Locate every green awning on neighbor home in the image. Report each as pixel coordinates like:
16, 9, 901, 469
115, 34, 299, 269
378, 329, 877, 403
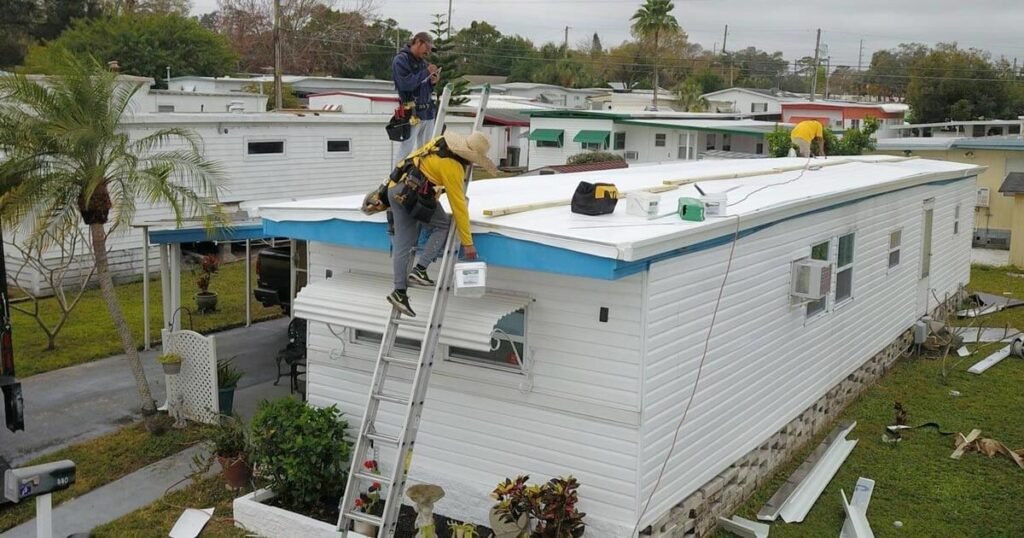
572, 130, 611, 144
528, 129, 564, 142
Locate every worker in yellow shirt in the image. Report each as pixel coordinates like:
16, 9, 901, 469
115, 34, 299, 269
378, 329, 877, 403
383, 131, 496, 317
790, 119, 826, 158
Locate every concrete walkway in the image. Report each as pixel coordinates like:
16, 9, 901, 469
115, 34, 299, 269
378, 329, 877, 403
972, 247, 1010, 267
0, 317, 292, 466
2, 443, 212, 538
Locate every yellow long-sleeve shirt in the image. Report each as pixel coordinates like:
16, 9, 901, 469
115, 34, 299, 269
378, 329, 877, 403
417, 153, 473, 246
791, 120, 824, 142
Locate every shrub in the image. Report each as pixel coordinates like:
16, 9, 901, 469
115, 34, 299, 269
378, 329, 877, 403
565, 151, 625, 166
492, 475, 586, 538
249, 398, 351, 520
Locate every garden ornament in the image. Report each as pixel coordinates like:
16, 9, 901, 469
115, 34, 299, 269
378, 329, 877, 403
406, 484, 445, 538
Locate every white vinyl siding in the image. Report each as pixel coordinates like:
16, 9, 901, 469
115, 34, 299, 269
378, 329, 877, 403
302, 245, 643, 533
636, 177, 974, 531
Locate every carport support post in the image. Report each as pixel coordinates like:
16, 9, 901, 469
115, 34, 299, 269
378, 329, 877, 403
170, 244, 182, 331
160, 245, 171, 330
1010, 194, 1024, 267
142, 226, 150, 350
245, 239, 251, 327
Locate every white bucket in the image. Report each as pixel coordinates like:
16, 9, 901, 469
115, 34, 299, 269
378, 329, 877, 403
453, 261, 487, 298
702, 192, 728, 217
627, 191, 660, 218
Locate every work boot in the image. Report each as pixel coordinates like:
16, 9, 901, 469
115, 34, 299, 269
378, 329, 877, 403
408, 266, 435, 286
387, 290, 416, 317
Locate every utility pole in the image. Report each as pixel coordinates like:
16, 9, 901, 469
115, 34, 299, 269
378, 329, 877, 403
810, 28, 821, 102
165, 66, 170, 89
722, 25, 728, 55
564, 26, 570, 59
447, 0, 453, 38
824, 57, 830, 99
857, 39, 864, 72
273, 0, 283, 110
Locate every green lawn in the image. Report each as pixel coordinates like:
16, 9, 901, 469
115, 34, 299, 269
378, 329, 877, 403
0, 420, 209, 532
10, 259, 282, 377
92, 475, 249, 537
718, 265, 1024, 537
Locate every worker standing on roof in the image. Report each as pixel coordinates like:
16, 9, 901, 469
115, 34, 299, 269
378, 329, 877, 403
392, 32, 440, 166
790, 119, 826, 158
382, 131, 496, 317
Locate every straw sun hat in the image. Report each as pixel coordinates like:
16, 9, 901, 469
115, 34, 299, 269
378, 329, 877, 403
443, 131, 497, 174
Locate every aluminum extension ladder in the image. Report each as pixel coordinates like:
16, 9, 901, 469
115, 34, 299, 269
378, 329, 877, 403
337, 84, 491, 536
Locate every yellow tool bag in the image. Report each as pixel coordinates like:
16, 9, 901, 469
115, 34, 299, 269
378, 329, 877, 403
571, 181, 619, 216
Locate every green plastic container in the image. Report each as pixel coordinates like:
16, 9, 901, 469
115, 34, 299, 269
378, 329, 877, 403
678, 197, 705, 221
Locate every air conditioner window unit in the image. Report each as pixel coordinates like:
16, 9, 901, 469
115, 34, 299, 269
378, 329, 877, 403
976, 187, 990, 208
624, 150, 639, 161
791, 258, 832, 300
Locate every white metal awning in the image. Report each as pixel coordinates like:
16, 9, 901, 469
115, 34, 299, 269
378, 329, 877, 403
293, 273, 530, 352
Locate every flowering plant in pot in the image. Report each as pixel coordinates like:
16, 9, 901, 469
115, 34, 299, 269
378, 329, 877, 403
491, 475, 586, 538
352, 459, 383, 535
157, 352, 183, 375
193, 254, 219, 313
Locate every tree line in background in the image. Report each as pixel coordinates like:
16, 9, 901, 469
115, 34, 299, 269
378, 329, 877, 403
2, 0, 1024, 122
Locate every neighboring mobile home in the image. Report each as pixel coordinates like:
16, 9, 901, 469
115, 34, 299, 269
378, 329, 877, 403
875, 135, 1024, 254
525, 110, 778, 168
259, 156, 979, 536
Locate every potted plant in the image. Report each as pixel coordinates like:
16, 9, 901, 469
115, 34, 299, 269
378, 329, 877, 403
492, 475, 586, 538
158, 352, 183, 375
449, 521, 479, 538
194, 254, 219, 313
210, 414, 251, 489
217, 357, 244, 416
352, 459, 383, 535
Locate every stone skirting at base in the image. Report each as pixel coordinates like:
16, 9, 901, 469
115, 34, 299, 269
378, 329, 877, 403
646, 328, 916, 537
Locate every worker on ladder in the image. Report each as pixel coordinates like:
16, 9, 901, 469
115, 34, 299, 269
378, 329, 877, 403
382, 131, 496, 317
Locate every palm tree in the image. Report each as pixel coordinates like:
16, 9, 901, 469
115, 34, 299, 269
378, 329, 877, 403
0, 53, 224, 414
631, 0, 680, 110
674, 80, 709, 112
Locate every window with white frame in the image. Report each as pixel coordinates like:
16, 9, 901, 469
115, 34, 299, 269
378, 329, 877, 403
751, 102, 768, 113
888, 229, 902, 269
850, 119, 861, 130
613, 132, 626, 150
448, 309, 527, 370
655, 133, 667, 147
836, 233, 855, 302
954, 204, 961, 234
247, 140, 285, 155
807, 240, 829, 317
326, 139, 352, 155
157, 104, 175, 113
581, 140, 606, 151
352, 330, 421, 352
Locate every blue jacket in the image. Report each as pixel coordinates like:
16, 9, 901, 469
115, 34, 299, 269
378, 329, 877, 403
392, 46, 436, 121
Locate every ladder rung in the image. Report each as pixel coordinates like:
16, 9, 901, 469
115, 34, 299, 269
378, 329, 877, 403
392, 317, 427, 329
373, 392, 409, 406
366, 431, 400, 446
345, 510, 383, 525
354, 471, 393, 486
382, 355, 419, 368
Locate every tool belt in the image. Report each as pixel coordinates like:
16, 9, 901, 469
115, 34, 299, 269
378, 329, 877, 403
390, 166, 437, 223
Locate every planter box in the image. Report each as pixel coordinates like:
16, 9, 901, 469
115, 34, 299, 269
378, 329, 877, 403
233, 488, 372, 538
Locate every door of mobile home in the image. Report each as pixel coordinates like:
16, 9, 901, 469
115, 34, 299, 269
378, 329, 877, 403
918, 199, 935, 314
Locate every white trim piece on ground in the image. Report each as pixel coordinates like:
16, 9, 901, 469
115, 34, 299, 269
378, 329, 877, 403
777, 421, 859, 523
967, 338, 1022, 374
757, 421, 860, 522
839, 477, 875, 538
840, 488, 875, 538
717, 516, 770, 538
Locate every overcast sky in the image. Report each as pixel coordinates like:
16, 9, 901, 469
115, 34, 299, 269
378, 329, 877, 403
191, 0, 1024, 69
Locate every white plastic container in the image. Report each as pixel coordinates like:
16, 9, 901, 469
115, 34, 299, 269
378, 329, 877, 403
453, 261, 487, 298
702, 192, 728, 217
627, 191, 660, 218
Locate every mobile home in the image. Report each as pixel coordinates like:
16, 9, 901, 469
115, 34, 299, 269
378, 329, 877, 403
259, 156, 979, 536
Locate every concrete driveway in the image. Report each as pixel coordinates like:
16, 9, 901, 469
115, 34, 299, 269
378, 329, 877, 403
0, 317, 292, 465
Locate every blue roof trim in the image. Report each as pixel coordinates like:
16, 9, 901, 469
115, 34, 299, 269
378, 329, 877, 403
148, 224, 267, 245
262, 175, 974, 280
